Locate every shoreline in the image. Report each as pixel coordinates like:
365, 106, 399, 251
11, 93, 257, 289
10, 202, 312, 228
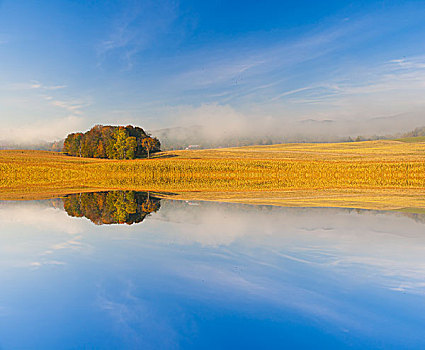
1, 188, 425, 214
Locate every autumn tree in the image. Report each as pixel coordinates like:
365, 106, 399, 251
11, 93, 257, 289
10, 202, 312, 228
63, 125, 160, 159
63, 132, 83, 157
141, 137, 159, 159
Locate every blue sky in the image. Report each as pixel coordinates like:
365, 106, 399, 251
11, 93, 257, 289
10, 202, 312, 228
1, 0, 425, 141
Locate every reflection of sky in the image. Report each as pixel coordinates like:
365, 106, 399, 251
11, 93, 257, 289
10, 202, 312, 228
0, 199, 425, 349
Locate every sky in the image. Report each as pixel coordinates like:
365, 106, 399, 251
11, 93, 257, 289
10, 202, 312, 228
1, 0, 425, 142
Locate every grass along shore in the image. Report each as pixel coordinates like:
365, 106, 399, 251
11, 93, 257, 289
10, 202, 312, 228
1, 140, 424, 210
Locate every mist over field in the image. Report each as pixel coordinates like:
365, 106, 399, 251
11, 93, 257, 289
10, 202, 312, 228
1, 107, 424, 150
153, 107, 425, 149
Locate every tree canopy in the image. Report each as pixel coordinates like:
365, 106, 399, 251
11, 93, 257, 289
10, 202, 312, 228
63, 125, 160, 159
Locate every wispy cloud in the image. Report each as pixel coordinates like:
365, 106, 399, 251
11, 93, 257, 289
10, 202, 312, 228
8, 80, 67, 91
269, 86, 316, 101
161, 51, 425, 137
271, 54, 425, 121
144, 5, 425, 136
47, 97, 91, 115
0, 79, 91, 141
97, 0, 180, 70
164, 13, 373, 98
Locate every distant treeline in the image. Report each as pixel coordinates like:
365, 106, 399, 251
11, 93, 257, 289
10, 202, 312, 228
63, 125, 160, 159
403, 126, 425, 138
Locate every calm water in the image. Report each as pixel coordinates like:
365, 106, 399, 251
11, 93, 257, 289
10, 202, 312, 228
0, 191, 424, 349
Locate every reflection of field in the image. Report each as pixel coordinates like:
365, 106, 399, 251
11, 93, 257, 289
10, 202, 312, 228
155, 189, 425, 213
1, 140, 424, 210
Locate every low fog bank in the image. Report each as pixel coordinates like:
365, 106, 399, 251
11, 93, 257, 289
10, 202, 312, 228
1, 108, 424, 151
0, 139, 63, 151
0, 115, 79, 150
154, 113, 425, 150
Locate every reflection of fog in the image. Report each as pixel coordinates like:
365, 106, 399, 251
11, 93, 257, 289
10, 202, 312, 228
150, 200, 425, 294
1, 196, 425, 296
154, 200, 425, 246
63, 191, 161, 225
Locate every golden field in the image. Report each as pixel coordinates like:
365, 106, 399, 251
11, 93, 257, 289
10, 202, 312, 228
1, 140, 425, 210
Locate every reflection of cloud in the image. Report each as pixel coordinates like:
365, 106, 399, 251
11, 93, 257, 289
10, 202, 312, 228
0, 200, 88, 270
0, 201, 83, 234
51, 236, 82, 250
28, 235, 84, 270
96, 281, 178, 348
29, 260, 66, 268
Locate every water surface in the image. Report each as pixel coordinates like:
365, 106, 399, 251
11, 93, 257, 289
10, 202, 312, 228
0, 191, 424, 349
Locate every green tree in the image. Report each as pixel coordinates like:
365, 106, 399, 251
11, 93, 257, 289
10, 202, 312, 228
125, 137, 137, 159
63, 133, 83, 157
113, 128, 128, 159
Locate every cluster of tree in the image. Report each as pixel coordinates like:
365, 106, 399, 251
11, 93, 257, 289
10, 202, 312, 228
63, 125, 160, 159
402, 126, 425, 138
63, 191, 161, 225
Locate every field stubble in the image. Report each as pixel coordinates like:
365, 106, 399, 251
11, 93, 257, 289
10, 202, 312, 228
1, 141, 424, 210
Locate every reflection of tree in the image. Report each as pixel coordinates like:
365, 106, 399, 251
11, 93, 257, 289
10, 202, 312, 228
63, 191, 161, 225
